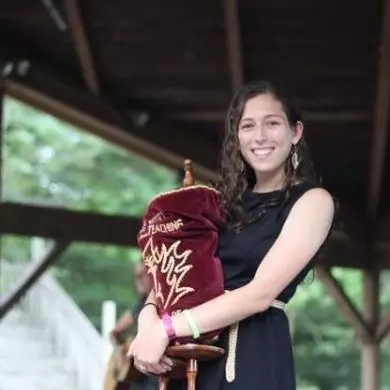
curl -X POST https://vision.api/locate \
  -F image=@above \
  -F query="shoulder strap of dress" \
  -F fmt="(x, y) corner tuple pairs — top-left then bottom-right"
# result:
(278, 181), (324, 222)
(290, 181), (324, 200)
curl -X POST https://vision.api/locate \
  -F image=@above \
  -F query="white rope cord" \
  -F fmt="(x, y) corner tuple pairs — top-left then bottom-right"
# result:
(225, 321), (239, 382)
(225, 300), (286, 382)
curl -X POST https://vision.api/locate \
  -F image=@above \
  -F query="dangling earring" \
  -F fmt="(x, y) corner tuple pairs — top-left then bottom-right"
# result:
(291, 144), (300, 171)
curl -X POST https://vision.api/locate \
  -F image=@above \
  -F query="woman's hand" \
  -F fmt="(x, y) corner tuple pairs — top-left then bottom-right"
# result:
(128, 313), (173, 375)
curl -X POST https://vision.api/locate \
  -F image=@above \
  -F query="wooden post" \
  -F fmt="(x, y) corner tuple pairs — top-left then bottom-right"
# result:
(0, 83), (4, 272)
(316, 265), (370, 343)
(361, 268), (380, 390)
(378, 312), (390, 342)
(222, 0), (244, 94)
(0, 85), (3, 200)
(317, 265), (384, 388)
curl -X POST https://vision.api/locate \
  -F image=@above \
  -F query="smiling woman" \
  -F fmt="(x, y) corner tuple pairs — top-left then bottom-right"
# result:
(216, 80), (318, 232)
(128, 81), (334, 390)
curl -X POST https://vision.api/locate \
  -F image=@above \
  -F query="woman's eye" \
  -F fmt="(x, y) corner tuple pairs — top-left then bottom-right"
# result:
(267, 121), (280, 127)
(240, 124), (253, 130)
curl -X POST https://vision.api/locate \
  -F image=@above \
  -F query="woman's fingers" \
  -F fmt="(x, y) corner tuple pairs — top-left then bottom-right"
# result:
(143, 363), (169, 375)
(151, 363), (169, 374)
(160, 355), (174, 367)
(134, 359), (172, 375)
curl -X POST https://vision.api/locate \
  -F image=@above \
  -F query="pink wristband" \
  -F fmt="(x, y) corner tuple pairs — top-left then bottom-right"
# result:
(162, 313), (176, 341)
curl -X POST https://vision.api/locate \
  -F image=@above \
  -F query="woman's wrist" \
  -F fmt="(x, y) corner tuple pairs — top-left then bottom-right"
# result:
(143, 302), (158, 312)
(138, 302), (158, 324)
(171, 311), (195, 339)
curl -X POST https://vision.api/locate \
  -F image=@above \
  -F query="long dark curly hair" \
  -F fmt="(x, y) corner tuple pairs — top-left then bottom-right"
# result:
(214, 80), (318, 230)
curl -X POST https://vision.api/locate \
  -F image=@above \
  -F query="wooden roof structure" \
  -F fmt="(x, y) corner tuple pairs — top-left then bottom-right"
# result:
(2, 0), (390, 269)
(1, 2), (390, 387)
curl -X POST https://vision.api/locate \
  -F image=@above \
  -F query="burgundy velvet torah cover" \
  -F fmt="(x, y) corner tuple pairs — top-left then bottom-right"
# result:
(137, 185), (225, 343)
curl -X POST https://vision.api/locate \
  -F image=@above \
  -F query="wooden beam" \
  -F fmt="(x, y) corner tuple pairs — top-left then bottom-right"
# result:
(63, 0), (100, 95)
(377, 312), (390, 342)
(0, 200), (354, 249)
(320, 237), (370, 269)
(321, 233), (390, 269)
(2, 77), (218, 183)
(367, 0), (390, 225)
(0, 199), (372, 260)
(0, 241), (69, 320)
(222, 0), (244, 93)
(0, 83), (4, 200)
(361, 268), (381, 390)
(0, 202), (141, 246)
(170, 110), (371, 123)
(1, 199), (388, 268)
(315, 265), (372, 343)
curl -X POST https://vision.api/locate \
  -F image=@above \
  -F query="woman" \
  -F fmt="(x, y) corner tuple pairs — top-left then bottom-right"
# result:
(128, 81), (335, 389)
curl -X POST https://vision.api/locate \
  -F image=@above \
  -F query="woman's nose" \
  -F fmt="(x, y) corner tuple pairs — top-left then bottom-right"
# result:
(253, 125), (267, 142)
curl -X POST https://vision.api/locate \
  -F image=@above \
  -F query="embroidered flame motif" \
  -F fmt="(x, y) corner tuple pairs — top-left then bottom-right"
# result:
(143, 237), (194, 310)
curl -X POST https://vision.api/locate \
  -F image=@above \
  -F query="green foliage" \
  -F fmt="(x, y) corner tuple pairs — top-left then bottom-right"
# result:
(54, 243), (142, 328)
(0, 235), (32, 263)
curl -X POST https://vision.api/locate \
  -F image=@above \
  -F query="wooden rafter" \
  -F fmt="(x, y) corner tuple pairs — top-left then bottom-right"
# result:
(377, 312), (390, 342)
(0, 241), (69, 320)
(2, 77), (217, 183)
(367, 0), (390, 225)
(0, 84), (4, 199)
(0, 201), (377, 265)
(64, 0), (100, 95)
(0, 202), (141, 246)
(315, 265), (372, 343)
(171, 110), (372, 123)
(222, 0), (244, 93)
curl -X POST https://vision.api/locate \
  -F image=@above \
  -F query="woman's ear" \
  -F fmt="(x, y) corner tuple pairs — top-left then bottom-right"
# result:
(292, 121), (304, 144)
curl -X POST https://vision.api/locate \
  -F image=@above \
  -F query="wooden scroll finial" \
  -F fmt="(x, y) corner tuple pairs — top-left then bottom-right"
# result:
(183, 159), (195, 187)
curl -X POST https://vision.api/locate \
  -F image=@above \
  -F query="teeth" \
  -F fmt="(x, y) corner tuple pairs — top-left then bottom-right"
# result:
(252, 148), (273, 157)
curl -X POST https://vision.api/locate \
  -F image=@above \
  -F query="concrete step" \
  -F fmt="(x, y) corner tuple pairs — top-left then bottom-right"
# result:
(0, 308), (80, 390)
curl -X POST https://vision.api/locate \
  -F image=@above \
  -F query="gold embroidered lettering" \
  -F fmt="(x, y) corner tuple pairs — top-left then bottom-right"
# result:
(138, 218), (184, 240)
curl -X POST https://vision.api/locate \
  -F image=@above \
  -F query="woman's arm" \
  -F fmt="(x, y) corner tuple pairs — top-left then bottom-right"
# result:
(171, 187), (334, 338)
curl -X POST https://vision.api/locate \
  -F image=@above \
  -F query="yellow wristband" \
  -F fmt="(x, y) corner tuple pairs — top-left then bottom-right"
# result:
(183, 310), (200, 339)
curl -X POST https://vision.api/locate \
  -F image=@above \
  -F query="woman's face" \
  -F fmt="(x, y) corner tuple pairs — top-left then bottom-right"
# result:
(237, 93), (303, 177)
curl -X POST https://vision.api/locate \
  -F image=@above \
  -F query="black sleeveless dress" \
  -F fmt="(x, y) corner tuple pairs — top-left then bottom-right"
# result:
(170, 182), (324, 390)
